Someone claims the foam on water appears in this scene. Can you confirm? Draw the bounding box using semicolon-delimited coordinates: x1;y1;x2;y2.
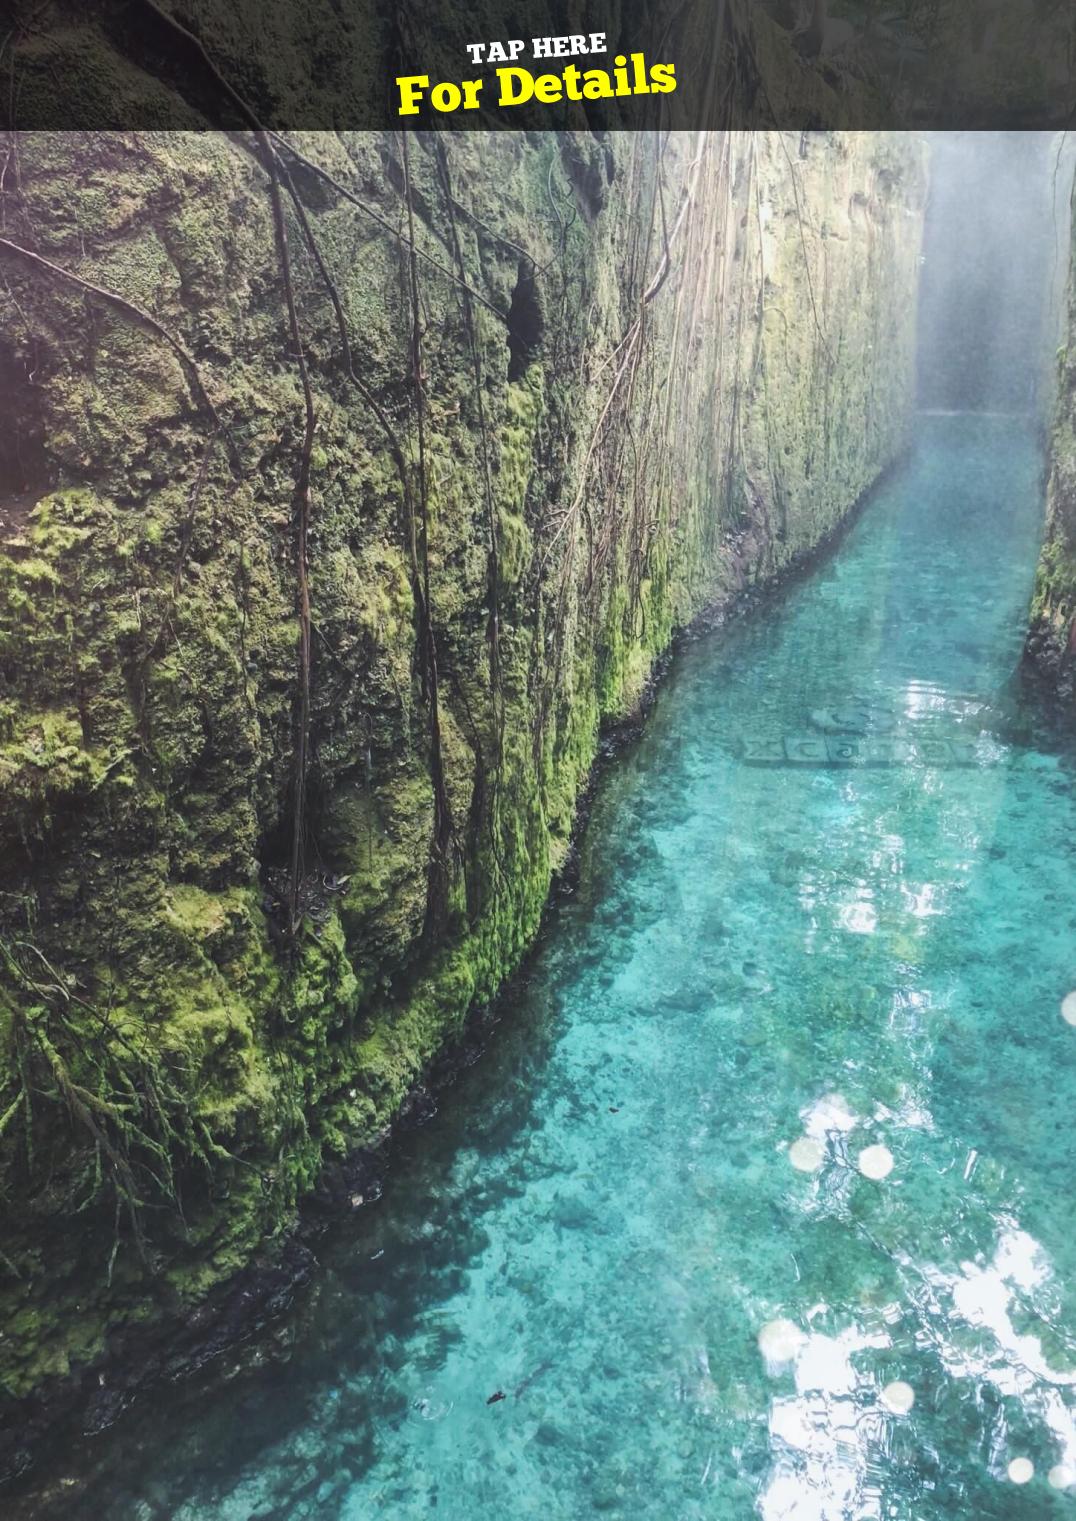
18;414;1076;1520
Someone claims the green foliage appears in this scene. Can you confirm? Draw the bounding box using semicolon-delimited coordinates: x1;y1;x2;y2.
0;127;926;1402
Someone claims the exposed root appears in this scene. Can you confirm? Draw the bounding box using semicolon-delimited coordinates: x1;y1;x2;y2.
261;133;317;940
0;234;226;436
400;132;457;940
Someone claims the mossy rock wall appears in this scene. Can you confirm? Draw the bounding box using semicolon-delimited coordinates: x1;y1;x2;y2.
1029;167;1076;699
0;129;925;1414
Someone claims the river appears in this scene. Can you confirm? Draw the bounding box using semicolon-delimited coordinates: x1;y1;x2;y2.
16;411;1076;1520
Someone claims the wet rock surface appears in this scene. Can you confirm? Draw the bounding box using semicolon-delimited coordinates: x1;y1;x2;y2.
0;129;924;1450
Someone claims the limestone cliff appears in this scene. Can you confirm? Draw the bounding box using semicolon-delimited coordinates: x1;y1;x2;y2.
1028;168;1076;701
0;129;924;1437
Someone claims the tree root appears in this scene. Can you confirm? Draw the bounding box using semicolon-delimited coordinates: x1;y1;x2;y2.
261;133;317;940
0;234;227;439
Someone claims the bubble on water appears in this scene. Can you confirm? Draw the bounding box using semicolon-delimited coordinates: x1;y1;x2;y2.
857;1144;894;1180
410;1395;453;1422
880;1380;915;1414
1007;1458;1034;1485
788;1137;824;1173
1061;991;1076;1026
1048;1465;1074;1490
840;901;877;935
758;1319;806;1365
803;1092;857;1137
827;1094;857;1129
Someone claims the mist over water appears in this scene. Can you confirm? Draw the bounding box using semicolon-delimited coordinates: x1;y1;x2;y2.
917;132;1062;415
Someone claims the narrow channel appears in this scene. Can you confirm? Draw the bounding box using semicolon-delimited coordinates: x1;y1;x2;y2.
15;400;1076;1518
6;125;1076;1521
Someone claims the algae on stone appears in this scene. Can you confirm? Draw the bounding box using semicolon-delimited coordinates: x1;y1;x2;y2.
0;129;925;1409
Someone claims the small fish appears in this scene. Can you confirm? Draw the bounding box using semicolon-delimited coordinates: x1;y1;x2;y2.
486;1390;506;1405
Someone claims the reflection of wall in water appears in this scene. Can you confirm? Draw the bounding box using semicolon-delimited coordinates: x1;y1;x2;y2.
918;132;1066;416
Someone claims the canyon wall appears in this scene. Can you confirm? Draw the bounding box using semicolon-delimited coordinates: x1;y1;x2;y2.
1028;166;1076;700
0;129;924;1447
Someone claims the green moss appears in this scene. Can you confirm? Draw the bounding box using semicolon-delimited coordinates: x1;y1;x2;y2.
0;128;925;1404
1028;218;1076;681
496;376;543;585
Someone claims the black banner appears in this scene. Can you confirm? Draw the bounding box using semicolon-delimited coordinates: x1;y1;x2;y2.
1;0;1074;130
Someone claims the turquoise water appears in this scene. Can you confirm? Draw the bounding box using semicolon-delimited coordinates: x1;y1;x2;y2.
18;413;1076;1519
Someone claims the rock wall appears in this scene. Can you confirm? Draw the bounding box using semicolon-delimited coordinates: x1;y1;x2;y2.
0;128;924;1438
1028;167;1076;701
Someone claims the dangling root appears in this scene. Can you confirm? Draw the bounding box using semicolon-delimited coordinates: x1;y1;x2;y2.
0;234;227;438
260;132;317;940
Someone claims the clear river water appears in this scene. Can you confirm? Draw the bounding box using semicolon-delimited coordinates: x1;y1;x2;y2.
17;412;1076;1519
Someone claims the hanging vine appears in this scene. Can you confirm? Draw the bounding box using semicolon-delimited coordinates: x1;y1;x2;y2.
400;131;457;940
428;136;511;921
259;133;318;940
0;234;225;436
